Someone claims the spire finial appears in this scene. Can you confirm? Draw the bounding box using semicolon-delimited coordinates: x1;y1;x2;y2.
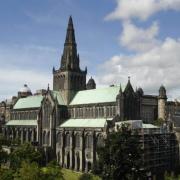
68;15;73;28
128;76;130;82
119;84;123;93
47;83;50;91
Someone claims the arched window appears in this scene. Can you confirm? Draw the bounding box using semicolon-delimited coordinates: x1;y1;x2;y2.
43;131;46;144
75;134;80;148
107;107;109;117
97;135;104;148
44;101;51;128
47;131;50;145
65;133;70;147
56;133;61;146
85;134;92;149
95;108;98;117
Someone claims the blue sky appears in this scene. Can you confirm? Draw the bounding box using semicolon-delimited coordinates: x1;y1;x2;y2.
0;0;180;100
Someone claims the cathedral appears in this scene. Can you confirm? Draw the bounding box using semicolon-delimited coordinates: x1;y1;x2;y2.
0;17;179;175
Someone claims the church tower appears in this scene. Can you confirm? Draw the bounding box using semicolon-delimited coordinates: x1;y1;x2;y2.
53;16;87;104
158;85;167;120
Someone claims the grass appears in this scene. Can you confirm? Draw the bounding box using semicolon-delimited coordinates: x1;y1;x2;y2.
62;168;82;180
62;168;101;180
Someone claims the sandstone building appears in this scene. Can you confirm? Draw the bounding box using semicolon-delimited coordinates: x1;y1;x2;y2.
0;17;179;175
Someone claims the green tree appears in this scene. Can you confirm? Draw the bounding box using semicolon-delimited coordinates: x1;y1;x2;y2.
41;160;64;180
79;173;101;180
97;124;144;180
14;161;40;180
0;168;14;180
153;118;164;126
10;143;42;170
0;135;9;165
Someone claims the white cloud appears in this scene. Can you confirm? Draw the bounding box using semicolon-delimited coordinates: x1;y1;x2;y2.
97;38;180;98
0;68;52;101
106;0;180;21
120;21;160;52
0;44;58;101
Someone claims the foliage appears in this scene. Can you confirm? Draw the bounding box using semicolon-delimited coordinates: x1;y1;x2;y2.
14;161;40;180
0;135;9;165
0;168;14;180
41;160;64;180
97;124;145;180
79;173;101;180
61;168;82;180
153;118;164;126
165;172;180;180
9;142;42;170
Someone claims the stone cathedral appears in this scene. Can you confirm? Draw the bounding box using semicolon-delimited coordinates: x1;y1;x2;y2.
0;17;179;173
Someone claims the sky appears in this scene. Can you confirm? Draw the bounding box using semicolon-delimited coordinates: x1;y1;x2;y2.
0;0;180;100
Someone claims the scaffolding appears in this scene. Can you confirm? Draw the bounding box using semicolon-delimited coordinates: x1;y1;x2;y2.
140;129;179;175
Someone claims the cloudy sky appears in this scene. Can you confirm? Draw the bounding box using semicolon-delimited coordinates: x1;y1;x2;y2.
0;0;180;100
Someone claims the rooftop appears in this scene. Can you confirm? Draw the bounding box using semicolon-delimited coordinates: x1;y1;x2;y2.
70;85;121;105
59;118;112;128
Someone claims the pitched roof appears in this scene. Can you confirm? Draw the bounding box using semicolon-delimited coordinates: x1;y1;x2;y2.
6;120;37;126
51;91;65;105
59;118;112;128
70;86;120;105
14;95;43;110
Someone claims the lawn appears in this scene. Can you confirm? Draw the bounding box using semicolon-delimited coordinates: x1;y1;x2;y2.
62;168;101;180
62;168;82;180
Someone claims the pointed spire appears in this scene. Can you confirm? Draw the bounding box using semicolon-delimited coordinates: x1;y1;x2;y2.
124;76;134;94
119;84;123;94
65;16;76;45
60;16;80;71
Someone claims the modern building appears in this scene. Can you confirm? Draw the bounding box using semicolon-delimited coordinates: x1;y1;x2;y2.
0;17;179;175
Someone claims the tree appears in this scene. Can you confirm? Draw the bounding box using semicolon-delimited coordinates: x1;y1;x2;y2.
10;143;42;170
14;161;40;180
0;168;14;180
79;173;100;180
97;124;144;180
0;135;9;165
41;160;64;180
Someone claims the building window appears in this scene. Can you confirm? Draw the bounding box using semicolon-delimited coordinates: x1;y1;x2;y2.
85;135;92;149
75;134;80;148
65;133;70;147
97;135;104;147
44;101;51;128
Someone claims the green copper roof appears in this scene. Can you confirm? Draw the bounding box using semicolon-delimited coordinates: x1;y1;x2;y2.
6;120;37;126
14;95;43;109
51;91;65;105
59;118;112;128
70;86;120;105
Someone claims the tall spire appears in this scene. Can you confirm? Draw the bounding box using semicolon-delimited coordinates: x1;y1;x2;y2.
65;16;76;45
60;16;79;71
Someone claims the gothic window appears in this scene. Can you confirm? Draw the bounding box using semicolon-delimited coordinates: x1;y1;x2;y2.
34;130;37;142
43;131;46;144
28;131;32;142
43;101;51;129
81;108;83;117
75;134;80;148
57;133;61;146
95;108;98;117
97;135;104;148
47;131;50;145
102;107;104;117
85;134;92;149
113;106;116;116
110;106;112;117
107;107;109;117
65;133;70;147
